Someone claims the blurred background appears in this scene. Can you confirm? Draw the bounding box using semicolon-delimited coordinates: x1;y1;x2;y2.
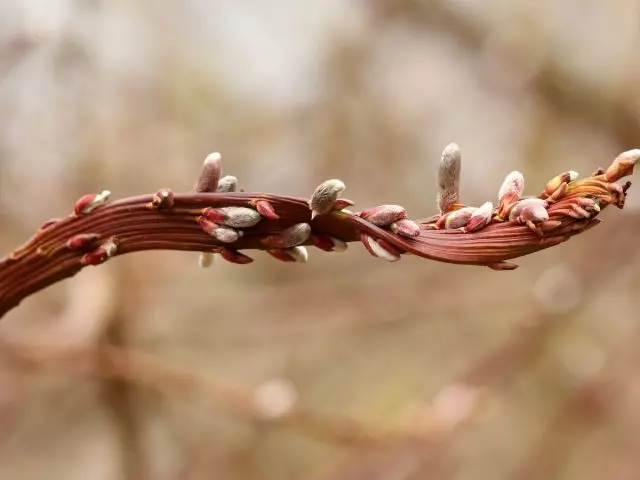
1;1;640;479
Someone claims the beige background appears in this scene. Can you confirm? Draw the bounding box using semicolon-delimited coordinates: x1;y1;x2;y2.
1;1;640;479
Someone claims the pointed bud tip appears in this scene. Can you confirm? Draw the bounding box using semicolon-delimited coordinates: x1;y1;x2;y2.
618;149;640;162
442;142;460;157
569;171;579;181
204;152;222;165
290;246;309;263
198;252;215;268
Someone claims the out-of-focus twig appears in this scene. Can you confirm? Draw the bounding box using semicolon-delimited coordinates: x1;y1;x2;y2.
0;339;471;448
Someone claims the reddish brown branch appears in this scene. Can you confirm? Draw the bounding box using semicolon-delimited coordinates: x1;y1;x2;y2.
0;150;637;319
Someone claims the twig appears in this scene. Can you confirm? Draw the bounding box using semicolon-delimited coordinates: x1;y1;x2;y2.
1;147;637;319
0;339;460;447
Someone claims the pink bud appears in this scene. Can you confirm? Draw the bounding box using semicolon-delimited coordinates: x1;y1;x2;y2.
198;217;220;235
216;175;237;193
254;200;279;220
571;205;591;219
66;233;101;251
438;207;476;230
310;234;348;252
309;179;346;219
605;149;640;182
266;249;297;262
546;181;569;202
516;202;549;224
261;223;311;249
80;239;118;266
266;247;309;263
333;198;355;210
497;171;524;219
463;202;493;233
577;197;600;212
543;171;578;196
219;248;254;264
74;190;111;215
201;208;226;224
390;219;421;237
359;205;407;226
508;198;548;222
360;234;401;262
194;152;223;193
151;189;174;209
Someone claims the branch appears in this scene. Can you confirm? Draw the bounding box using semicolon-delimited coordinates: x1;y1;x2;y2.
0;339;473;447
1;146;638;319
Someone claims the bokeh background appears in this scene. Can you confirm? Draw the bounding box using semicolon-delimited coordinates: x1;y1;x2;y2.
1;1;640;479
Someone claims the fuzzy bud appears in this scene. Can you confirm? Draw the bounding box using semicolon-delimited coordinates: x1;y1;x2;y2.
194;152;223;193
288;246;309;263
216;175;237;193
497;171;524;219
218;207;262;228
202;207;262;228
211;226;242;243
151;189;174;209
359;205;407;226
219;248;254;265
514;200;549;224
463;201;494;233
436;207;476;230
309;179;346;219
360;234;401;262
508;198;548;222
74;190;111;215
390;219;421;237
198;252;215;268
66;233;101;251
310;234;348;252
605;149;640;182
262;223;311;249
254;200;279;220
437;142;461;214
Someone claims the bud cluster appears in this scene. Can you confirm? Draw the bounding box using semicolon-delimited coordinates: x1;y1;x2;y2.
65;145;637;274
